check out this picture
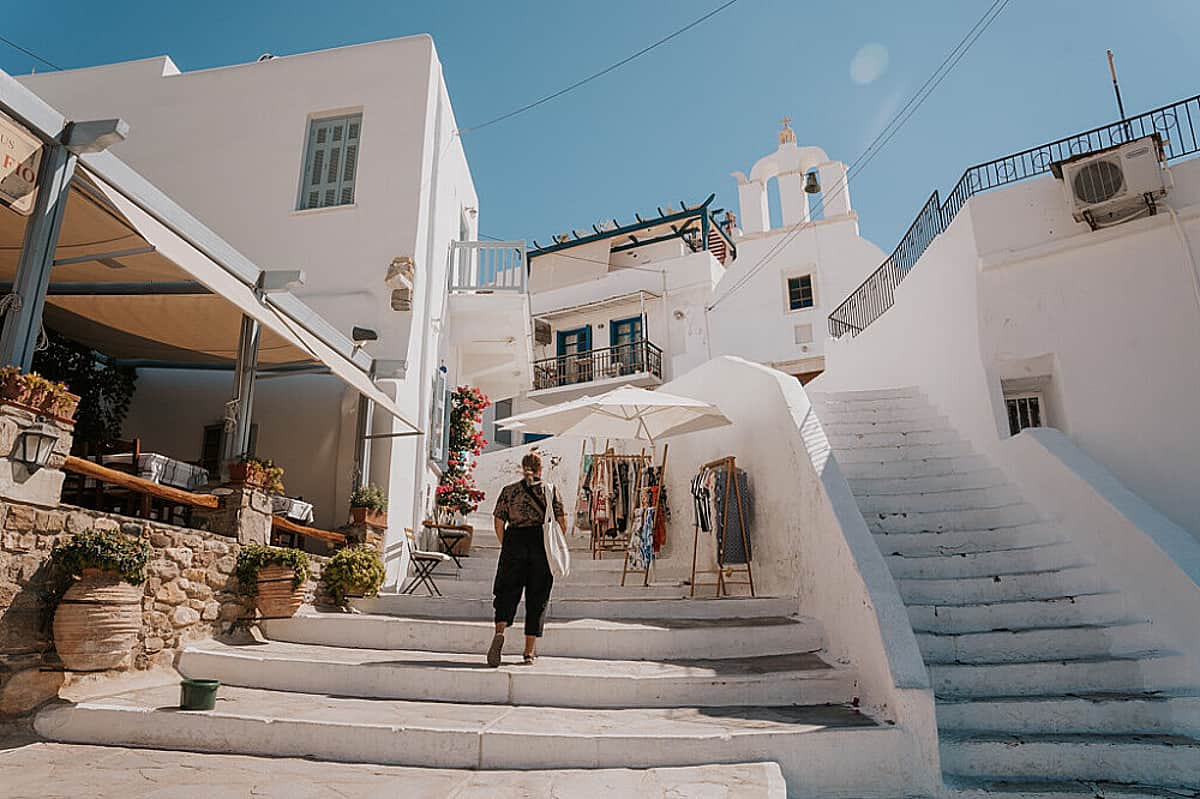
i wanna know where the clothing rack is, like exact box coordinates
[689,455,755,597]
[584,447,653,559]
[621,443,669,588]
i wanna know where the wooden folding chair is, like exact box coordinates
[401,527,451,596]
[94,438,149,517]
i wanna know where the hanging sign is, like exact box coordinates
[0,112,42,216]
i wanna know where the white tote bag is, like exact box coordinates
[542,482,571,579]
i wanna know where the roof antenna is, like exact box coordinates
[1107,49,1132,140]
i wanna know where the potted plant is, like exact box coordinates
[234,543,310,619]
[0,368,81,422]
[349,484,388,529]
[321,544,385,606]
[49,530,149,671]
[229,456,285,495]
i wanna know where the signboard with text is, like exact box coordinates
[0,112,42,216]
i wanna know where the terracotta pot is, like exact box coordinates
[0,376,30,406]
[228,462,263,487]
[350,507,387,529]
[45,390,80,421]
[254,564,303,618]
[53,568,142,671]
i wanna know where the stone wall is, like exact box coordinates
[0,501,328,717]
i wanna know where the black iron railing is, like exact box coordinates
[533,340,663,390]
[828,93,1200,338]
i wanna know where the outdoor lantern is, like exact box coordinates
[15,421,59,470]
[804,172,822,194]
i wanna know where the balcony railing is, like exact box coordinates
[828,92,1200,339]
[448,240,527,293]
[533,340,663,390]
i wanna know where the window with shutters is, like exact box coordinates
[297,113,362,210]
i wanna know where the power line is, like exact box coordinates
[707,0,1010,311]
[459,0,740,135]
[0,34,62,71]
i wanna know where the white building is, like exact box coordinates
[20,38,530,582]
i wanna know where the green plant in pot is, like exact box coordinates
[229,456,285,495]
[349,484,388,528]
[49,530,149,671]
[0,367,82,421]
[322,544,385,606]
[235,543,310,619]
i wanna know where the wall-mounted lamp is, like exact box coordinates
[15,421,59,470]
[352,327,378,344]
[465,206,478,218]
[673,310,687,320]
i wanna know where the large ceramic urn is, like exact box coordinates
[53,568,142,671]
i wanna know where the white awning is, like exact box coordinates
[34,166,419,432]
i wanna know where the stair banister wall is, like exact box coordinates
[998,428,1200,677]
[657,356,940,795]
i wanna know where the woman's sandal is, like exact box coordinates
[521,652,537,666]
[486,634,505,668]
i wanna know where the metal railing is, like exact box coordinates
[448,240,527,293]
[533,340,663,390]
[828,93,1200,338]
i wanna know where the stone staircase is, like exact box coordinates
[33,533,920,798]
[812,386,1200,797]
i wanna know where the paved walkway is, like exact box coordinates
[0,741,784,798]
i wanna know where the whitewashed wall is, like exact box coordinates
[818,157,1200,539]
[710,218,886,371]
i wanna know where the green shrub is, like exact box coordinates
[234,544,310,594]
[349,484,387,513]
[322,545,386,605]
[49,530,149,585]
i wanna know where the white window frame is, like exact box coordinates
[783,272,818,313]
[296,111,363,211]
[1004,391,1046,436]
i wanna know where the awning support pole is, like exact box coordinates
[221,314,261,474]
[353,394,375,490]
[0,143,77,370]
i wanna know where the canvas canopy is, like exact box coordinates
[0,165,416,430]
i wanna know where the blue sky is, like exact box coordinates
[5,1,1200,254]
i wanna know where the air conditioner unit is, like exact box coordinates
[533,319,552,346]
[1053,135,1168,230]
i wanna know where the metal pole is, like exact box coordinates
[1107,49,1132,139]
[353,394,375,489]
[221,315,261,475]
[0,143,77,369]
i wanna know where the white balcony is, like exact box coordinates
[446,241,532,398]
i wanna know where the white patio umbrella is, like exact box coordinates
[498,385,730,444]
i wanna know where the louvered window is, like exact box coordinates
[298,113,362,210]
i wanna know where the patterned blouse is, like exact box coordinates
[493,479,565,528]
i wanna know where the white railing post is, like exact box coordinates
[448,241,527,294]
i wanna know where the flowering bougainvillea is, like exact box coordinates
[435,385,490,516]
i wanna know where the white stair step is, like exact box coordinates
[825,429,962,448]
[180,639,857,709]
[943,775,1190,799]
[837,455,991,480]
[848,469,1007,495]
[929,652,1191,698]
[34,685,906,796]
[815,406,946,425]
[825,412,945,431]
[263,612,822,660]
[428,579,690,601]
[898,565,1107,605]
[0,744,789,799]
[811,387,923,401]
[886,542,1085,579]
[352,594,799,622]
[836,441,974,464]
[916,620,1157,664]
[866,504,1041,534]
[873,523,1064,558]
[856,485,1023,513]
[907,592,1134,635]
[937,693,1200,736]
[939,731,1200,789]
[815,395,932,413]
